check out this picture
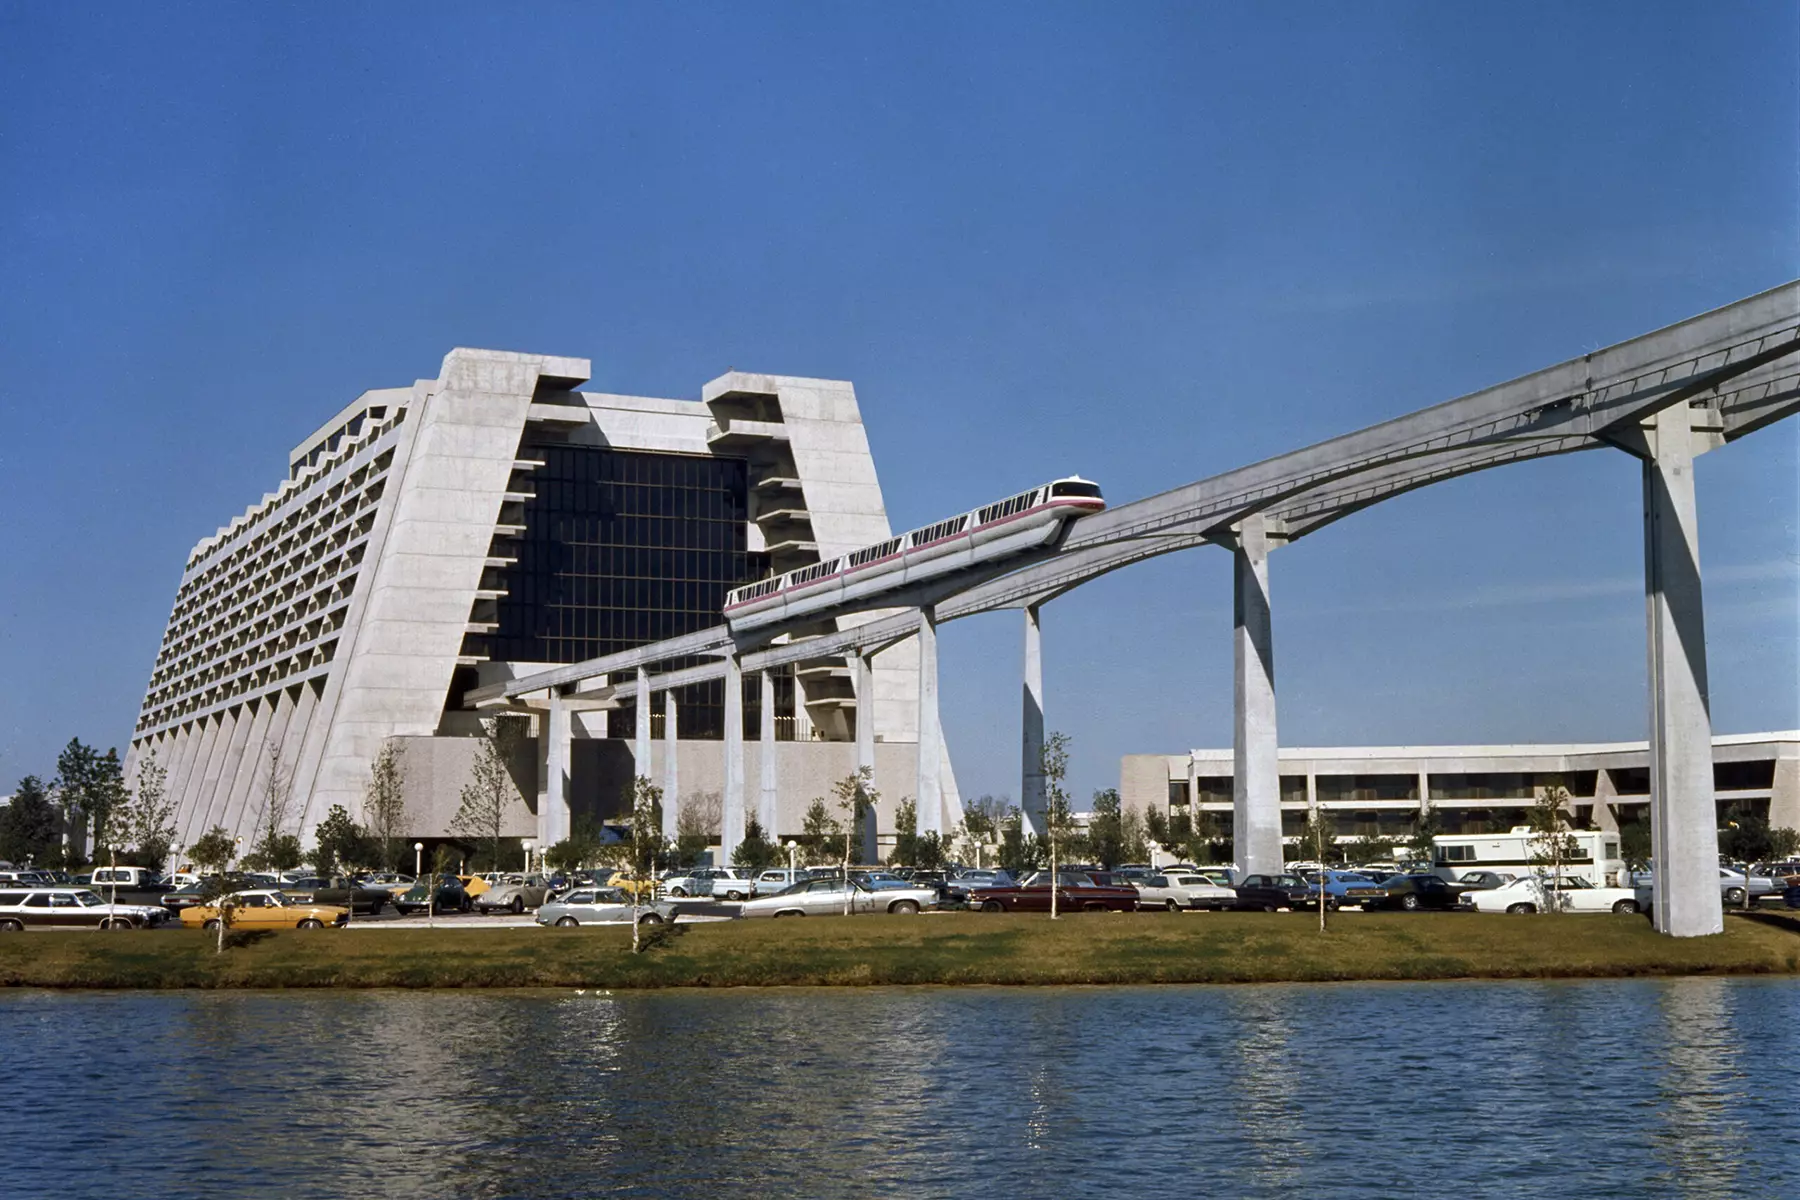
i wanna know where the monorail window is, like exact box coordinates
[1050,480,1102,498]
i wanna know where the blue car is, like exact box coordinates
[1304,870,1388,909]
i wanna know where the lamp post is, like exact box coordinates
[785,840,798,875]
[414,842,424,876]
[522,839,534,876]
[1148,840,1163,870]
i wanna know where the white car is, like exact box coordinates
[1134,873,1237,911]
[737,877,938,918]
[535,887,676,927]
[1462,875,1648,915]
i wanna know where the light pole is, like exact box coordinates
[785,840,798,875]
[414,842,423,877]
[522,839,533,876]
[1148,840,1162,870]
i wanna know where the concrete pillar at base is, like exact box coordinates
[854,653,878,863]
[1642,404,1722,937]
[662,692,680,844]
[542,691,570,849]
[635,667,651,781]
[1232,515,1283,879]
[722,655,745,864]
[917,610,943,838]
[759,670,779,837]
[1021,604,1047,839]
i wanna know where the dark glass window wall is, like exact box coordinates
[483,445,769,740]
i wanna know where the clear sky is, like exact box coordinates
[1,1,1795,806]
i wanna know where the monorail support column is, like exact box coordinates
[917,609,944,839]
[662,691,680,845]
[1021,604,1047,839]
[759,670,779,839]
[635,667,651,782]
[1640,404,1722,937]
[542,690,571,850]
[1232,514,1283,880]
[722,655,746,865]
[855,652,879,864]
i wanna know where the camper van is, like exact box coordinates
[1432,827,1624,888]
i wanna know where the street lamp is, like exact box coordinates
[785,840,798,874]
[1148,840,1163,870]
[414,842,424,876]
[522,839,534,875]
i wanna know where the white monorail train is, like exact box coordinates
[724,476,1105,630]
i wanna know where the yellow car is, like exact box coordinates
[458,874,493,898]
[606,871,660,899]
[178,889,348,930]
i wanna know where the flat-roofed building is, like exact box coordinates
[126,349,956,854]
[1122,732,1800,847]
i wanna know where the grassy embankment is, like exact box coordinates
[3,910,1799,990]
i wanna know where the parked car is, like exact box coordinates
[850,871,913,891]
[536,888,676,927]
[966,871,1139,913]
[360,873,417,897]
[1230,873,1313,911]
[178,890,348,930]
[1134,873,1237,911]
[1363,873,1461,912]
[394,875,471,915]
[1463,875,1649,915]
[1303,870,1389,910]
[661,867,746,898]
[477,874,555,914]
[1447,870,1517,891]
[1627,867,1779,905]
[281,876,392,915]
[0,888,169,929]
[738,877,940,918]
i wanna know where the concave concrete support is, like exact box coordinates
[917,610,943,837]
[1232,515,1283,880]
[662,692,680,844]
[759,670,779,838]
[1642,405,1723,937]
[722,656,745,864]
[541,691,570,850]
[635,667,650,782]
[1021,604,1047,839]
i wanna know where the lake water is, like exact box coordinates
[3,978,1795,1198]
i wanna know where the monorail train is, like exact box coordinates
[724,476,1105,630]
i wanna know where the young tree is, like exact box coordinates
[1145,804,1171,849]
[996,805,1042,876]
[959,793,1006,866]
[243,745,301,873]
[1041,731,1073,919]
[1292,806,1337,864]
[1527,785,1578,912]
[313,804,374,878]
[189,826,236,875]
[118,755,180,869]
[545,813,602,873]
[891,797,919,866]
[627,776,664,951]
[53,739,100,862]
[913,831,948,871]
[0,775,61,866]
[1087,788,1125,869]
[188,835,240,955]
[1120,805,1150,866]
[451,716,527,871]
[362,741,408,872]
[1618,819,1654,873]
[800,798,839,867]
[675,791,721,867]
[732,819,780,871]
[1406,804,1443,866]
[1343,834,1394,866]
[831,767,877,914]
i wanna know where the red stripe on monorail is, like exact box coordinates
[724,496,1104,612]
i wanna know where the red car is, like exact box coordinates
[966,870,1140,913]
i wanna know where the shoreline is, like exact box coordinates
[3,911,1796,991]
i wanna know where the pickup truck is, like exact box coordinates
[280,876,393,915]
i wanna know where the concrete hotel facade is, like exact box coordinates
[1122,732,1800,846]
[127,349,958,853]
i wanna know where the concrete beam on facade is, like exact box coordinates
[1231,516,1283,879]
[634,667,651,781]
[540,691,571,850]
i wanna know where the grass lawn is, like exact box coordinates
[2,910,1798,990]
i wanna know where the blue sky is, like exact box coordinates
[1,1,1795,804]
